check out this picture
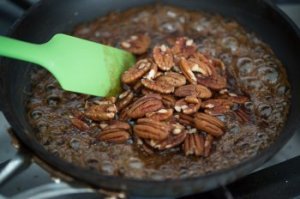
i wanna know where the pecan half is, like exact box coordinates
[121,59,153,84]
[141,78,175,94]
[134,118,170,140]
[174,113,194,126]
[143,61,158,80]
[104,120,131,131]
[196,59,227,90]
[84,104,117,121]
[116,90,134,111]
[188,53,212,77]
[98,121,131,143]
[194,113,225,137]
[172,37,197,60]
[148,130,187,150]
[175,84,212,99]
[98,128,130,144]
[156,72,186,88]
[71,118,89,131]
[146,108,173,121]
[202,99,233,115]
[153,45,174,71]
[183,133,204,156]
[235,108,250,123]
[179,57,197,84]
[120,34,151,55]
[204,135,214,157]
[218,93,249,104]
[161,94,176,108]
[127,94,163,119]
[174,96,201,114]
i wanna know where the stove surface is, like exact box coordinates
[0,1,299,198]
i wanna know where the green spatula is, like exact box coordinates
[0,34,136,96]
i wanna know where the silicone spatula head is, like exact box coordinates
[0,34,136,96]
[45,34,136,96]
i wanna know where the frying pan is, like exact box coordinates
[0,0,299,197]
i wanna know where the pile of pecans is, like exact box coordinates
[71,36,250,157]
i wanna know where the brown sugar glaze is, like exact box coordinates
[26,5,291,180]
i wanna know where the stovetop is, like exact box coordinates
[0,1,300,198]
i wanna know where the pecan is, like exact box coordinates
[116,90,134,111]
[143,61,158,80]
[204,135,214,157]
[156,72,186,88]
[71,118,89,131]
[204,106,231,116]
[84,104,117,121]
[136,138,154,155]
[98,121,131,143]
[120,34,151,55]
[161,94,176,108]
[189,53,212,76]
[104,120,131,131]
[172,37,197,60]
[145,108,173,121]
[98,128,130,144]
[92,97,116,105]
[175,84,212,99]
[194,113,225,137]
[121,59,153,84]
[196,59,227,90]
[134,118,170,140]
[218,93,249,104]
[202,99,233,115]
[141,78,175,94]
[174,113,194,126]
[174,96,201,114]
[119,107,130,121]
[141,88,157,95]
[235,109,250,123]
[127,94,163,119]
[183,133,204,156]
[153,45,174,71]
[179,57,197,84]
[148,130,187,150]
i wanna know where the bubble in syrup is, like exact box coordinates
[277,85,288,95]
[221,36,239,52]
[69,138,80,151]
[159,22,177,33]
[86,158,99,170]
[31,110,43,120]
[236,57,254,76]
[257,66,279,84]
[257,104,272,118]
[241,77,264,91]
[219,53,232,65]
[244,102,254,111]
[101,161,115,175]
[128,157,144,169]
[47,95,61,106]
[36,122,48,133]
[229,124,240,134]
[45,84,56,92]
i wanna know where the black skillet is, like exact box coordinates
[0,0,299,197]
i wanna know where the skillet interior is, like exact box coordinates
[0,0,299,197]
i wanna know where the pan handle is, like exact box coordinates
[0,150,31,187]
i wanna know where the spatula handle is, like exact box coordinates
[0,36,48,66]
